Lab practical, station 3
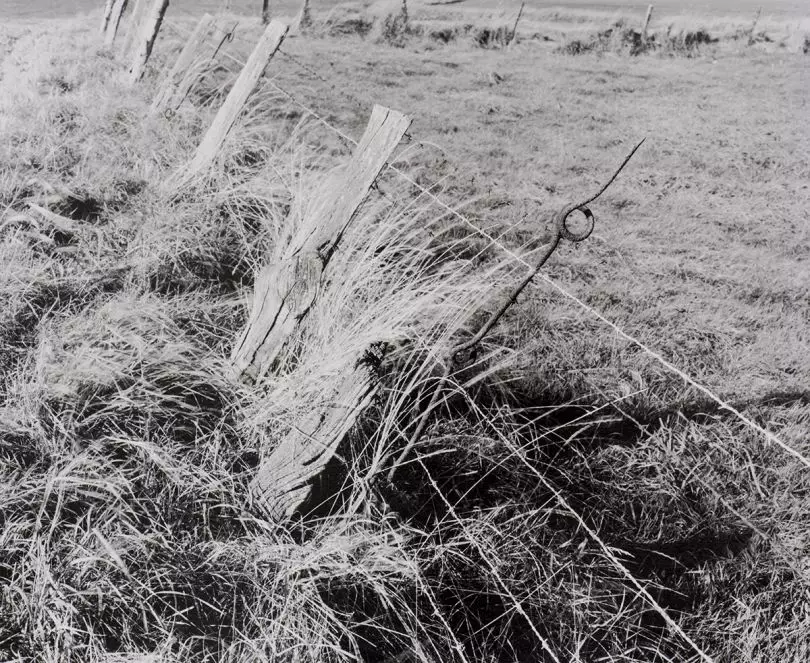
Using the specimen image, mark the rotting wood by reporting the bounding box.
[172,20,288,185]
[231,104,412,381]
[121,0,148,57]
[100,0,115,34]
[250,360,378,521]
[128,0,170,84]
[642,4,654,40]
[151,13,232,115]
[104,0,129,46]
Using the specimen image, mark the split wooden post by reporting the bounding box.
[121,0,148,57]
[262,0,271,25]
[642,4,654,40]
[151,13,224,115]
[231,104,411,382]
[250,360,379,521]
[103,0,129,46]
[100,0,115,34]
[172,20,288,185]
[128,0,170,84]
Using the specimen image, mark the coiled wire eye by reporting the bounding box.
[558,205,595,242]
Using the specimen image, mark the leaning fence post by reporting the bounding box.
[642,4,654,40]
[128,0,170,83]
[171,19,288,186]
[151,13,221,115]
[104,0,129,46]
[243,105,411,521]
[100,0,115,34]
[231,104,412,382]
[121,0,148,57]
[250,359,379,521]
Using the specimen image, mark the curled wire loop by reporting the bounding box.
[556,204,595,243]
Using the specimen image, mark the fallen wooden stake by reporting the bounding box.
[103,0,129,46]
[250,360,378,521]
[128,0,170,83]
[231,104,411,381]
[172,19,288,185]
[151,13,233,115]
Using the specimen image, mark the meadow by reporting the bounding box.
[0,1,808,662]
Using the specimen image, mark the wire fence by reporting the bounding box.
[145,10,809,662]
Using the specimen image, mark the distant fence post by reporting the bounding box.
[128,0,170,83]
[103,0,129,46]
[295,0,312,31]
[171,20,288,186]
[262,0,270,25]
[231,105,412,381]
[100,0,115,34]
[121,0,148,57]
[508,1,525,47]
[151,13,221,115]
[642,4,654,40]
[747,7,762,45]
[242,104,411,521]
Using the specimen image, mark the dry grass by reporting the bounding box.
[1,5,809,663]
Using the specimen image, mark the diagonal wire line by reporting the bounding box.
[250,63,810,473]
[157,15,734,662]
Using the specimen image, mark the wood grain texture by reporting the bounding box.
[231,105,411,381]
[250,361,378,521]
[178,20,288,182]
[128,0,170,84]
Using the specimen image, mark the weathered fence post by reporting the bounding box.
[103,0,129,46]
[250,359,379,521]
[121,0,148,57]
[295,0,312,31]
[151,13,225,115]
[642,4,654,40]
[747,7,762,45]
[172,20,288,185]
[100,0,115,34]
[231,105,412,382]
[128,0,170,83]
[242,105,411,520]
[262,0,271,25]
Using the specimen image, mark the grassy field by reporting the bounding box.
[1,2,809,662]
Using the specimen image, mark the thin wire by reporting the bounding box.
[172,13,810,471]
[258,77,810,471]
[155,22,721,660]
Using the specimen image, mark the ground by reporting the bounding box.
[0,3,808,662]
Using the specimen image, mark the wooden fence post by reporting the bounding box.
[508,1,525,47]
[151,13,222,115]
[262,0,271,25]
[100,0,115,34]
[103,0,128,46]
[250,359,379,521]
[241,106,410,522]
[121,0,148,57]
[642,4,654,40]
[128,0,170,84]
[231,105,412,382]
[171,20,288,185]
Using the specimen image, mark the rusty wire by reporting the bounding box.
[386,138,646,483]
